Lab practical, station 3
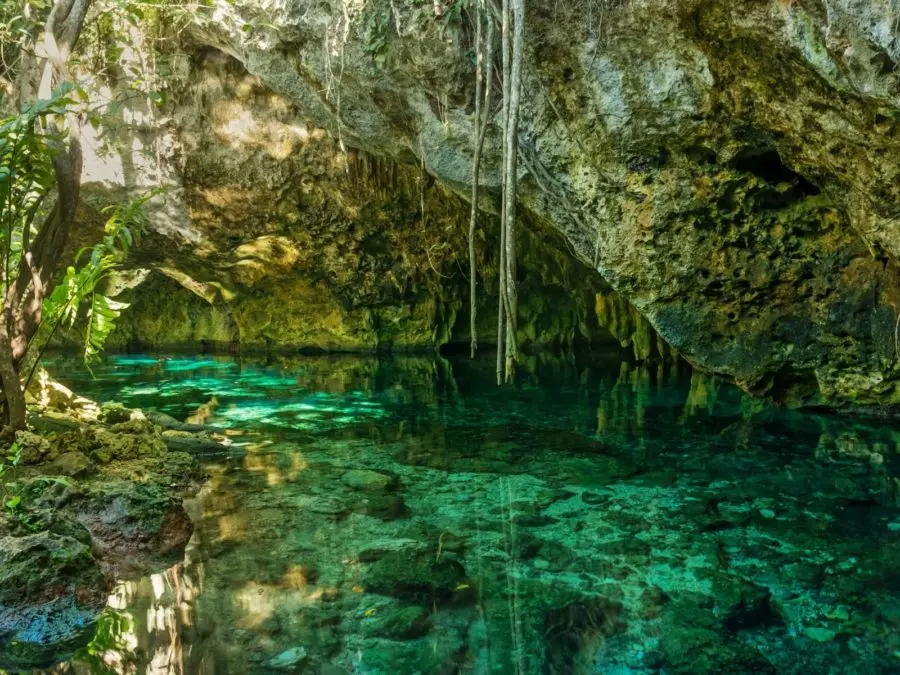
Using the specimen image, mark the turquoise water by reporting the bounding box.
[45,353,900,674]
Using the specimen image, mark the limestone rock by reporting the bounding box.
[96,0,900,408]
[47,451,95,479]
[0,531,106,671]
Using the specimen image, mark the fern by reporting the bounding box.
[84,294,129,365]
[36,189,162,370]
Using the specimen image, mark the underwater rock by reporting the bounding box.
[362,548,468,601]
[543,596,626,674]
[657,591,778,674]
[305,495,350,517]
[146,410,215,433]
[341,469,396,491]
[162,432,238,458]
[265,646,308,670]
[350,492,410,521]
[362,605,432,640]
[803,626,837,643]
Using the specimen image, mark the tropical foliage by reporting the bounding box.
[0,0,156,430]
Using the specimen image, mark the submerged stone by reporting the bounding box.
[362,605,432,640]
[265,646,308,670]
[341,469,396,491]
[363,548,468,601]
[803,626,837,643]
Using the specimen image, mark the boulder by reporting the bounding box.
[0,531,106,671]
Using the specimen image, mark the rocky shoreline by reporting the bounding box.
[0,377,220,671]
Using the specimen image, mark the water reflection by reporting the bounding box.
[40,353,900,673]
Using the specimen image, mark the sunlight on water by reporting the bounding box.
[41,353,900,674]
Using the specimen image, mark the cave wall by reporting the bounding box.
[70,0,900,407]
[133,0,900,408]
[101,51,657,357]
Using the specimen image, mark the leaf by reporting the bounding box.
[84,293,129,364]
[39,191,156,366]
[5,495,21,511]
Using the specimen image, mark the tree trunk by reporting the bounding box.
[0,0,91,431]
[0,332,26,432]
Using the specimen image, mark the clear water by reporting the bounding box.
[43,353,900,674]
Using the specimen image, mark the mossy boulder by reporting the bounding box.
[0,531,107,671]
[47,451,96,479]
[0,531,104,607]
[72,481,194,576]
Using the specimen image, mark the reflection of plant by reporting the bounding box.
[73,609,133,674]
[0,441,22,513]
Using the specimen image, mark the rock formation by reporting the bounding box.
[79,0,900,407]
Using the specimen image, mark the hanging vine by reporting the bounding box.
[492,0,524,384]
[468,0,494,359]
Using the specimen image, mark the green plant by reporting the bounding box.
[29,189,159,378]
[0,441,23,513]
[0,89,73,286]
[361,2,392,66]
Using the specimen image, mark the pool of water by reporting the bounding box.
[43,352,900,674]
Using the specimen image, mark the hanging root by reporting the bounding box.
[498,0,524,383]
[469,1,484,359]
[469,0,495,359]
[497,0,511,385]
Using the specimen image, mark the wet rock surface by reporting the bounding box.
[0,386,207,670]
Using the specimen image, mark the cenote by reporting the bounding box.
[27,351,900,674]
[7,0,900,673]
